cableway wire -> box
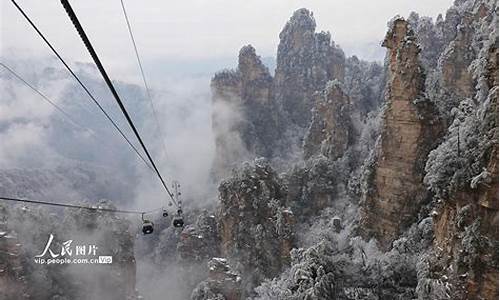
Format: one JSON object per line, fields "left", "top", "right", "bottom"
{"left": 119, "top": 0, "right": 170, "bottom": 164}
{"left": 1, "top": 62, "right": 141, "bottom": 164}
{"left": 0, "top": 196, "right": 162, "bottom": 215}
{"left": 9, "top": 0, "right": 155, "bottom": 174}
{"left": 60, "top": 0, "right": 178, "bottom": 208}
{"left": 0, "top": 62, "right": 94, "bottom": 135}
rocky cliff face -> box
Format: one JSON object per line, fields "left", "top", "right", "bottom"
{"left": 191, "top": 258, "right": 241, "bottom": 300}
{"left": 439, "top": 16, "right": 476, "bottom": 101}
{"left": 217, "top": 159, "right": 294, "bottom": 297}
{"left": 303, "top": 80, "right": 352, "bottom": 160}
{"left": 285, "top": 157, "right": 339, "bottom": 220}
{"left": 211, "top": 46, "right": 280, "bottom": 179}
{"left": 360, "top": 18, "right": 442, "bottom": 248}
{"left": 422, "top": 0, "right": 499, "bottom": 297}
{"left": 211, "top": 9, "right": 346, "bottom": 179}
{"left": 274, "top": 9, "right": 345, "bottom": 130}
{"left": 197, "top": 2, "right": 498, "bottom": 299}
{"left": 178, "top": 211, "right": 221, "bottom": 263}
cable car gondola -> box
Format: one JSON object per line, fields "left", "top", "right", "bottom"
{"left": 172, "top": 209, "right": 184, "bottom": 228}
{"left": 142, "top": 220, "right": 154, "bottom": 234}
{"left": 141, "top": 213, "right": 154, "bottom": 234}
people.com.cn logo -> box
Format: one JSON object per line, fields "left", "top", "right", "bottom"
{"left": 34, "top": 234, "right": 112, "bottom": 265}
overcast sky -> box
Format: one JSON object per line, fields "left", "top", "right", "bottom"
{"left": 2, "top": 0, "right": 453, "bottom": 80}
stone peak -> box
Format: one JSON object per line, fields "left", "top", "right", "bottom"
{"left": 382, "top": 17, "right": 416, "bottom": 49}
{"left": 280, "top": 8, "right": 316, "bottom": 37}
{"left": 238, "top": 44, "right": 270, "bottom": 79}
{"left": 291, "top": 8, "right": 315, "bottom": 23}
{"left": 238, "top": 44, "right": 258, "bottom": 60}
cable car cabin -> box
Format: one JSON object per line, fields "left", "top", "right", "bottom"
{"left": 173, "top": 209, "right": 184, "bottom": 228}
{"left": 142, "top": 220, "right": 154, "bottom": 234}
{"left": 173, "top": 216, "right": 184, "bottom": 228}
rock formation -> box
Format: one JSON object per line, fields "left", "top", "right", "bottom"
{"left": 191, "top": 258, "right": 241, "bottom": 300}
{"left": 211, "top": 46, "right": 280, "bottom": 179}
{"left": 303, "top": 80, "right": 352, "bottom": 160}
{"left": 360, "top": 18, "right": 442, "bottom": 248}
{"left": 286, "top": 156, "right": 339, "bottom": 220}
{"left": 178, "top": 210, "right": 221, "bottom": 262}
{"left": 202, "top": 2, "right": 498, "bottom": 299}
{"left": 211, "top": 9, "right": 346, "bottom": 179}
{"left": 217, "top": 159, "right": 294, "bottom": 296}
{"left": 274, "top": 8, "right": 345, "bottom": 130}
{"left": 422, "top": 1, "right": 499, "bottom": 297}
{"left": 439, "top": 18, "right": 476, "bottom": 100}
